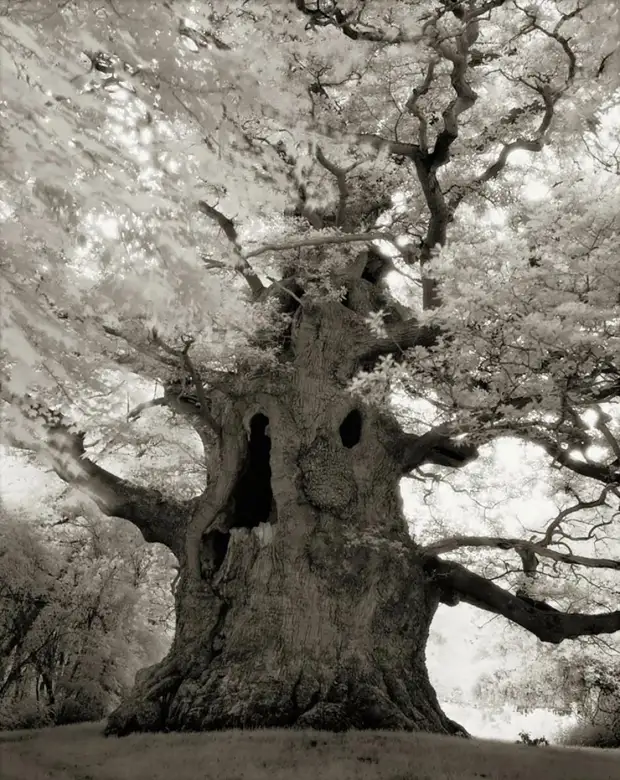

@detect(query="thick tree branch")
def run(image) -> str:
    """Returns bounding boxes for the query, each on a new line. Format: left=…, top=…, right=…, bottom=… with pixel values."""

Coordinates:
left=422, top=535, right=620, bottom=571
left=315, top=146, right=357, bottom=227
left=402, top=60, right=437, bottom=153
left=406, top=10, right=480, bottom=310
left=244, top=230, right=398, bottom=260
left=448, top=83, right=556, bottom=212
left=127, top=397, right=167, bottom=420
left=423, top=555, right=620, bottom=643
left=2, top=392, right=187, bottom=556
left=448, top=1, right=581, bottom=212
left=356, top=317, right=441, bottom=365
left=427, top=14, right=479, bottom=168
left=378, top=414, right=478, bottom=472
left=396, top=427, right=479, bottom=471
left=518, top=432, right=620, bottom=486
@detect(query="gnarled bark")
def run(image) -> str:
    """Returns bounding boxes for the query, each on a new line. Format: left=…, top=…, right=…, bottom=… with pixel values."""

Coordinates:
left=104, top=301, right=469, bottom=737
left=6, top=294, right=618, bottom=738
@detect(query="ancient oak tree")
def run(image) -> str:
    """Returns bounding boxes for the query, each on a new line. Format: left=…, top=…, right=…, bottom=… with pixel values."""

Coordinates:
left=1, top=0, right=619, bottom=736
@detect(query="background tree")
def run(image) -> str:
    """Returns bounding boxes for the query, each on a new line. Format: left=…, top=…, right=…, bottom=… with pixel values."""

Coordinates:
left=0, top=503, right=174, bottom=730
left=1, top=0, right=619, bottom=736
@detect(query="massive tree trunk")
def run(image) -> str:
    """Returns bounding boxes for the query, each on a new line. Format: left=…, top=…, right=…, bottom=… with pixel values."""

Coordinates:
left=20, top=269, right=615, bottom=739
left=104, top=291, right=469, bottom=737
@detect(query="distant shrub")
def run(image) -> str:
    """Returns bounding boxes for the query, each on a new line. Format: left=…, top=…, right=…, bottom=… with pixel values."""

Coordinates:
left=54, top=688, right=108, bottom=726
left=515, top=731, right=549, bottom=746
left=0, top=697, right=54, bottom=731
left=560, top=717, right=620, bottom=749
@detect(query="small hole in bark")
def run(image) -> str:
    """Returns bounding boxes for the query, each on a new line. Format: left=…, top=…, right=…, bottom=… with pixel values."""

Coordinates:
left=230, top=413, right=274, bottom=528
left=361, top=249, right=387, bottom=284
left=339, top=409, right=362, bottom=448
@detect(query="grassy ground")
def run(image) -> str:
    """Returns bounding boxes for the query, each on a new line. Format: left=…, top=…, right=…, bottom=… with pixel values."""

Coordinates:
left=1, top=721, right=618, bottom=780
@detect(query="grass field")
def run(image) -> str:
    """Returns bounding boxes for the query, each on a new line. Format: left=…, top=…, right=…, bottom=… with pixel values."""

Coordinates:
left=1, top=721, right=618, bottom=779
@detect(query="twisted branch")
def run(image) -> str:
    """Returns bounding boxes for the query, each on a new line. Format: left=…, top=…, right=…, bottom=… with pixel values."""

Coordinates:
left=198, top=201, right=264, bottom=297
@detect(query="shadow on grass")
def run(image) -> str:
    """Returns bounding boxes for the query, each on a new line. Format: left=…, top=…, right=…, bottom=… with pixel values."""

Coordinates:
left=1, top=721, right=618, bottom=780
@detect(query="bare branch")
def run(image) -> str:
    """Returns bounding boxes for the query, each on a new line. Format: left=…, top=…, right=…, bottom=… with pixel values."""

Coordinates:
left=356, top=317, right=440, bottom=365
left=518, top=432, right=620, bottom=486
left=422, top=535, right=620, bottom=572
left=423, top=555, right=620, bottom=643
left=540, top=484, right=617, bottom=546
left=198, top=200, right=264, bottom=297
left=315, top=146, right=356, bottom=227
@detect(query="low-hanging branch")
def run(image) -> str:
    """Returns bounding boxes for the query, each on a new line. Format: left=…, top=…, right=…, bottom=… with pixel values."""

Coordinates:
left=422, top=535, right=620, bottom=571
left=423, top=555, right=620, bottom=643
left=47, top=431, right=188, bottom=557
left=2, top=391, right=187, bottom=556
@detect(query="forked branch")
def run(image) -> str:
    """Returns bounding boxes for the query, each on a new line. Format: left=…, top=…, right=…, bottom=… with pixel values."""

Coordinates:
left=150, top=329, right=221, bottom=436
left=198, top=200, right=264, bottom=297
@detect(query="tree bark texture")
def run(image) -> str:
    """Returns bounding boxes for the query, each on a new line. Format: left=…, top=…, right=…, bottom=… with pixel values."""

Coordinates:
left=105, top=297, right=468, bottom=737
